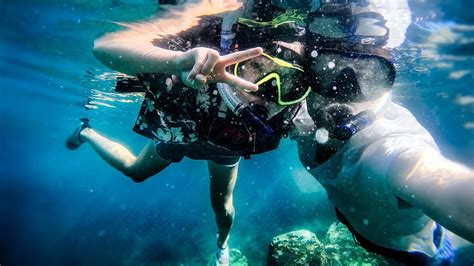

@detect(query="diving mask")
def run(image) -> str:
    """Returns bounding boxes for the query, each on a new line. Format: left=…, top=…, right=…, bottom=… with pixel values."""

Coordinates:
left=233, top=52, right=312, bottom=106
left=309, top=48, right=395, bottom=102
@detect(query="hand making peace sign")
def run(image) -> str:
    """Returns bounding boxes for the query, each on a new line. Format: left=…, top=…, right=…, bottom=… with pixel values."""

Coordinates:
left=175, top=47, right=263, bottom=92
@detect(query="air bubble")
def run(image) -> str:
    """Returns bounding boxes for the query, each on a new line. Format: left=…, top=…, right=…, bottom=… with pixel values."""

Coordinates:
left=315, top=128, right=329, bottom=144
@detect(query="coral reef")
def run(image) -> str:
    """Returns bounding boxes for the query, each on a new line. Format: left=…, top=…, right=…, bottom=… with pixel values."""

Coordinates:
left=267, top=229, right=327, bottom=265
left=267, top=223, right=389, bottom=265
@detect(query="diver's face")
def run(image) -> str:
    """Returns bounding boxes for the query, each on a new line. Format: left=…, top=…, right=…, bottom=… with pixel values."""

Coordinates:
left=306, top=92, right=333, bottom=129
left=309, top=51, right=395, bottom=102
left=307, top=91, right=331, bottom=116
left=310, top=54, right=363, bottom=103
left=237, top=89, right=286, bottom=119
left=306, top=91, right=353, bottom=132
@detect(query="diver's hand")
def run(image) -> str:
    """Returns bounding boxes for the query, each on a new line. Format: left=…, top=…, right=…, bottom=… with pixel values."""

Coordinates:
left=175, top=47, right=263, bottom=91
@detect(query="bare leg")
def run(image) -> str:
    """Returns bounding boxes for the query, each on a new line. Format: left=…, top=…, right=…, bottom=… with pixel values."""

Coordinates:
left=79, top=128, right=171, bottom=182
left=208, top=160, right=239, bottom=249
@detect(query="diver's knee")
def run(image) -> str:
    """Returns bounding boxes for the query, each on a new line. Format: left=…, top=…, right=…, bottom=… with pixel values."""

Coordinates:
left=212, top=203, right=235, bottom=218
left=129, top=174, right=147, bottom=183
left=122, top=168, right=150, bottom=183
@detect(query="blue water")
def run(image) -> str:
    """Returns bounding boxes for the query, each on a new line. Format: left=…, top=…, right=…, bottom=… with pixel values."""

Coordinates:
left=1, top=1, right=473, bottom=265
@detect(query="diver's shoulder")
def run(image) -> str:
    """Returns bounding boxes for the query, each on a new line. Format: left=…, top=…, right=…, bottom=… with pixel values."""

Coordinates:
left=361, top=101, right=439, bottom=152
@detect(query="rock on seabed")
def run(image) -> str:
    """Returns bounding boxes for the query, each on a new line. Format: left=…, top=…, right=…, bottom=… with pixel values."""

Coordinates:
left=267, top=224, right=389, bottom=265
left=267, top=229, right=327, bottom=265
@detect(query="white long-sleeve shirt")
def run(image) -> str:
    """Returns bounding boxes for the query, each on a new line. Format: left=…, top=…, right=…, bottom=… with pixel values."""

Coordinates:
left=294, top=94, right=443, bottom=256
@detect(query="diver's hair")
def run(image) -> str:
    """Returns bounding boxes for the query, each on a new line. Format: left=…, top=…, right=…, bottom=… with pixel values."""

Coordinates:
left=102, top=0, right=244, bottom=42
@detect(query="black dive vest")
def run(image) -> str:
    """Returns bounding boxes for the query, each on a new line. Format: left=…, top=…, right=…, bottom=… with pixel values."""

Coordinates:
left=114, top=2, right=307, bottom=158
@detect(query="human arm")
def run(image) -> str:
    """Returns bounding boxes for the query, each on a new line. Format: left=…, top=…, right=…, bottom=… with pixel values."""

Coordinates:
left=94, top=38, right=261, bottom=91
left=92, top=0, right=260, bottom=90
left=93, top=34, right=183, bottom=76
left=387, top=146, right=474, bottom=242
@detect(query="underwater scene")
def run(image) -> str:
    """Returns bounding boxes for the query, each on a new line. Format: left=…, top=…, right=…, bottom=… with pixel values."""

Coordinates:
left=1, top=0, right=473, bottom=265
